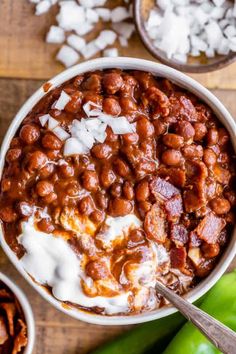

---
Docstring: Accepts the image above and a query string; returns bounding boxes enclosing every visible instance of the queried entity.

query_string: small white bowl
[0,57,236,326]
[0,272,35,353]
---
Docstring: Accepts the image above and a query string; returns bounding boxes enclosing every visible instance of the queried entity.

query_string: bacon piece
[170,247,187,269]
[0,315,8,345]
[170,224,188,246]
[150,177,180,201]
[189,231,202,248]
[164,194,183,222]
[12,319,28,354]
[1,302,16,336]
[183,186,205,213]
[158,167,186,188]
[195,212,226,244]
[144,203,167,243]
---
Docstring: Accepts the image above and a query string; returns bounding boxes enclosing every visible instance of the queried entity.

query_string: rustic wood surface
[0,79,235,354]
[1,0,236,88]
[0,1,236,352]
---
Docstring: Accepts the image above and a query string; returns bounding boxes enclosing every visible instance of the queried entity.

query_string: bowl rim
[133,0,236,73]
[0,57,236,326]
[0,272,35,353]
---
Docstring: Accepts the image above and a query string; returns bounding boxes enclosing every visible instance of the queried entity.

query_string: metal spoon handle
[156,281,236,354]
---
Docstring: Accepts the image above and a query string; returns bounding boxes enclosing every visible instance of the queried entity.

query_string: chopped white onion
[67,34,86,52]
[80,41,101,59]
[48,117,59,130]
[46,26,65,44]
[52,126,70,141]
[39,114,51,127]
[96,8,111,21]
[112,22,135,39]
[35,0,51,15]
[64,137,88,156]
[56,45,80,67]
[103,48,119,57]
[56,2,85,31]
[111,6,131,23]
[54,91,71,110]
[83,101,102,117]
[108,117,135,134]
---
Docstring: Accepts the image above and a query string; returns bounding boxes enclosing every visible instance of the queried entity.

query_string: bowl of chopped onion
[134,0,236,73]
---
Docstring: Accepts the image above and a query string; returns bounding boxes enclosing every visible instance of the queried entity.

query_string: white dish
[0,272,35,353]
[0,57,236,325]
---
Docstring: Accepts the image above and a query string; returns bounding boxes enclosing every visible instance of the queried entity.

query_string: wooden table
[0,1,235,353]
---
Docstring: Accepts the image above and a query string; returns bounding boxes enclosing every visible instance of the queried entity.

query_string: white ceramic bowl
[0,57,236,325]
[0,272,35,353]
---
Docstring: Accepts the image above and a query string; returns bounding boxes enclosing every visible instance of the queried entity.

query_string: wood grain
[1,0,236,89]
[0,78,235,353]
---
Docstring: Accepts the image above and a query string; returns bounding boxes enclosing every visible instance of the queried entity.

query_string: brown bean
[81,170,99,192]
[37,219,55,233]
[123,181,134,200]
[153,119,166,136]
[10,137,21,148]
[105,126,119,143]
[0,206,17,223]
[110,183,122,197]
[103,98,121,116]
[43,192,57,204]
[122,133,139,145]
[36,180,54,197]
[90,210,105,224]
[193,123,207,141]
[91,143,112,159]
[113,158,130,177]
[100,167,116,188]
[83,74,102,93]
[206,128,219,146]
[138,201,152,219]
[78,196,94,215]
[182,144,203,159]
[136,117,154,139]
[162,149,182,166]
[19,124,40,144]
[59,164,74,178]
[224,190,236,206]
[27,151,48,171]
[86,260,109,280]
[67,181,81,197]
[119,97,137,113]
[103,73,123,94]
[46,149,61,161]
[163,133,184,149]
[42,133,63,150]
[6,148,22,162]
[174,121,195,140]
[108,197,132,216]
[65,91,82,113]
[210,197,231,215]
[202,243,220,259]
[136,160,156,178]
[95,192,108,210]
[39,163,55,179]
[203,148,217,166]
[135,180,150,202]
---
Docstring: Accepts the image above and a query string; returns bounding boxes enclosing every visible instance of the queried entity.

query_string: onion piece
[83,101,102,117]
[64,137,87,156]
[39,114,51,127]
[103,48,119,57]
[48,117,59,130]
[109,117,135,134]
[67,34,86,52]
[56,45,80,67]
[52,126,70,141]
[54,91,71,110]
[46,26,65,44]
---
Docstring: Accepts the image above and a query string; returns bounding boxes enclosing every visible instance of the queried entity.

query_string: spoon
[156,281,236,354]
